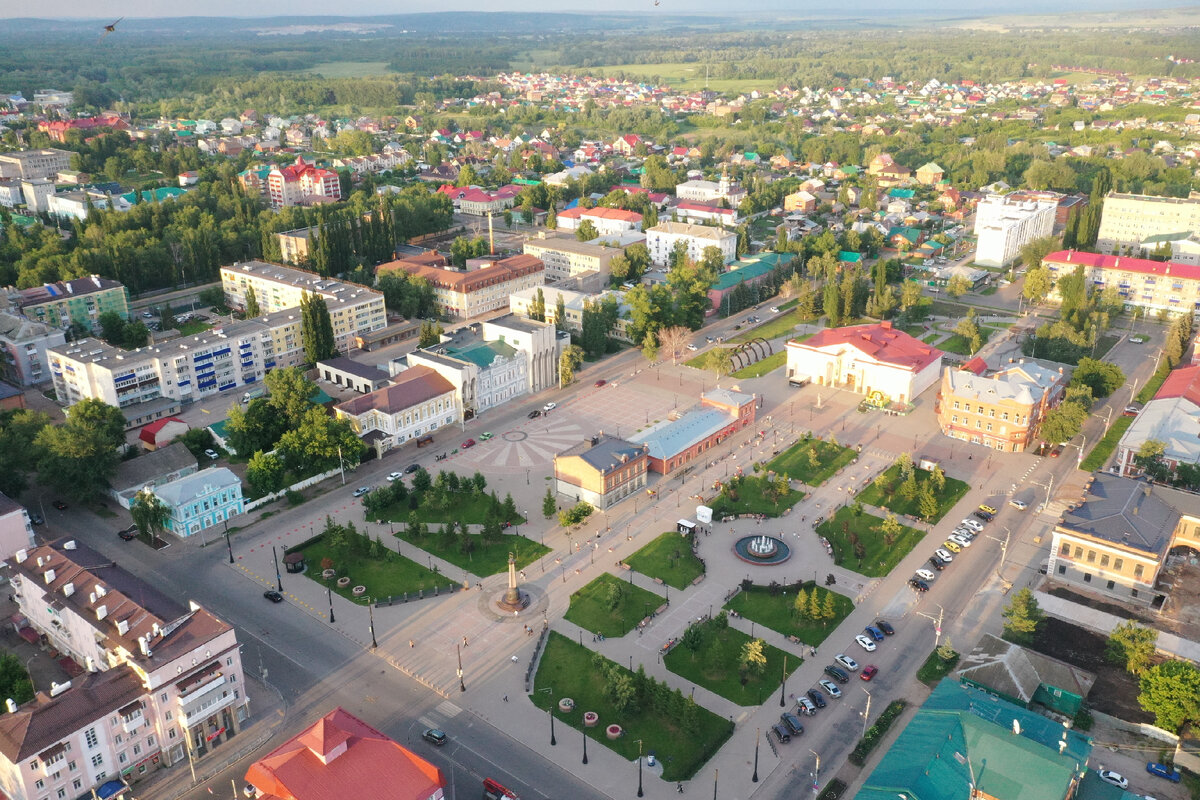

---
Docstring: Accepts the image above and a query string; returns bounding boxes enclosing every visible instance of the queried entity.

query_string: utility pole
[810,750,820,794]
[861,688,872,738]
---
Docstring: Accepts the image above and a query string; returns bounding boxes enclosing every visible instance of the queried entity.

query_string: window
[1083,573,1092,583]
[133,744,141,756]
[1114,558,1124,571]
[1058,564,1066,575]
[160,693,168,703]
[72,780,81,791]
[114,734,122,745]
[90,754,103,768]
[57,790,65,799]
[953,401,960,410]
[1134,564,1144,579]
[35,780,44,791]
[165,711,172,721]
[1086,550,1096,563]
[1131,589,1139,598]
[68,761,75,772]
[1100,554,1109,567]
[1060,543,1070,556]
[118,753,126,765]
[85,729,98,748]
[146,735,155,747]
[1074,546,1083,559]
[1107,580,1116,590]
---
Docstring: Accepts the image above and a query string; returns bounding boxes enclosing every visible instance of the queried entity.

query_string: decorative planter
[337,577,351,588]
[352,585,366,596]
[605,724,622,740]
[322,569,336,580]
[558,698,575,713]
[583,711,599,727]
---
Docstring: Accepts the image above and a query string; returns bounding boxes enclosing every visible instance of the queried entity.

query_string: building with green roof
[856,680,1092,800]
[707,252,795,312]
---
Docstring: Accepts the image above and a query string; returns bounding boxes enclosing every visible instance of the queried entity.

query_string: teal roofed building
[955,633,1095,717]
[120,186,187,205]
[707,252,796,313]
[856,680,1092,800]
[888,188,916,199]
[838,251,863,264]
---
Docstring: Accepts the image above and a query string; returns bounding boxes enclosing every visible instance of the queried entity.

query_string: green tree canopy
[1001,587,1045,644]
[1138,659,1200,733]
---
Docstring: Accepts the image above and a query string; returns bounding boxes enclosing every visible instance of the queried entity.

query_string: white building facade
[645,222,737,266]
[973,195,1056,268]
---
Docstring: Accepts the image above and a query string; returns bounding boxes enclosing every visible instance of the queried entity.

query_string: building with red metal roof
[1043,250,1200,315]
[786,321,943,405]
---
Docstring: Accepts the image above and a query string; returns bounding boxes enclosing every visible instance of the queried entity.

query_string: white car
[854,635,877,652]
[817,679,842,698]
[203,448,219,459]
[947,533,973,548]
[834,654,859,672]
[1097,771,1128,790]
[961,518,984,533]
[915,568,937,582]
[1009,499,1028,510]
[934,548,955,563]
[352,486,371,498]
[543,402,557,412]
[770,307,780,313]
[686,344,698,351]
[386,472,403,482]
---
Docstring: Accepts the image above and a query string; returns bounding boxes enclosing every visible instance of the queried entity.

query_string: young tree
[558,344,584,387]
[657,326,691,365]
[131,488,171,541]
[1138,659,1200,733]
[555,293,567,332]
[880,512,903,547]
[641,331,659,362]
[929,465,946,493]
[576,219,599,242]
[0,653,33,706]
[1001,587,1045,644]
[936,636,957,663]
[245,285,260,318]
[704,348,733,378]
[300,291,337,363]
[542,487,557,519]
[918,486,939,522]
[946,274,972,299]
[740,638,768,676]
[793,587,810,619]
[703,637,727,675]
[1105,620,1158,676]
[529,287,546,322]
[820,590,837,622]
[246,451,286,496]
[265,367,318,428]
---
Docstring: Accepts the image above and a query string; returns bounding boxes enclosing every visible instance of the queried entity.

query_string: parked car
[860,665,879,681]
[824,665,850,684]
[352,486,371,497]
[118,524,139,540]
[947,534,972,549]
[864,625,886,641]
[263,590,283,603]
[28,512,44,525]
[686,344,698,351]
[51,500,67,510]
[914,569,937,583]
[934,548,955,563]
[141,311,154,319]
[909,578,930,592]
[942,540,962,554]
[594,380,607,387]
[875,620,895,636]
[528,409,542,419]
[204,448,219,459]
[461,439,476,449]
[927,556,947,571]
[834,654,859,672]
[422,728,448,746]
[1050,444,1064,458]
[479,432,495,441]
[1098,770,1128,789]
[780,712,805,734]
[978,504,998,515]
[855,634,877,652]
[973,510,994,522]
[543,402,557,412]
[1123,406,1140,416]
[818,679,842,698]
[795,696,817,716]
[1129,335,1148,343]
[770,307,780,313]
[1009,499,1028,510]
[961,518,984,532]
[404,463,421,474]
[387,472,404,482]
[1145,763,1181,782]
[771,723,791,744]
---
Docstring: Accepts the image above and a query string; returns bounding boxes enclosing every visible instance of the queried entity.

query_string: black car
[780,712,805,735]
[824,665,850,683]
[28,512,44,525]
[806,689,827,709]
[909,578,930,592]
[875,619,895,636]
[404,463,421,474]
[263,590,284,603]
[51,500,67,510]
[771,723,791,744]
[928,556,946,571]
[422,728,447,746]
[118,525,139,541]
[528,409,542,419]
[973,510,994,522]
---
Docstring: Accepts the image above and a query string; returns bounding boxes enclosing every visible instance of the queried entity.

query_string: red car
[860,665,878,681]
[594,379,606,387]
[461,439,476,449]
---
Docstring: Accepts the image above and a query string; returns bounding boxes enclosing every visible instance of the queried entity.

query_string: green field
[731,350,787,379]
[663,616,798,705]
[626,532,705,590]
[564,573,665,638]
[395,530,549,577]
[816,506,926,578]
[176,320,213,337]
[303,61,394,77]
[532,633,732,781]
[723,583,854,646]
[768,437,858,487]
[937,330,991,356]
[708,474,805,518]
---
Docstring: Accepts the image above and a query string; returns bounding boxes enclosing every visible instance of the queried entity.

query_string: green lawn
[922,332,941,345]
[177,320,213,336]
[723,583,854,646]
[626,532,705,590]
[684,352,707,369]
[768,436,858,487]
[1136,369,1168,403]
[816,506,926,577]
[902,324,929,337]
[938,330,991,356]
[664,615,798,705]
[855,464,970,524]
[532,633,733,781]
[729,309,814,343]
[300,539,448,602]
[395,529,549,577]
[564,573,666,637]
[369,492,525,526]
[1080,416,1135,472]
[731,350,787,379]
[707,474,805,518]
[916,649,960,685]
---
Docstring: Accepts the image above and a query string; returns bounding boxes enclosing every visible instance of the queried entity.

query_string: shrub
[848,700,906,766]
[285,489,305,506]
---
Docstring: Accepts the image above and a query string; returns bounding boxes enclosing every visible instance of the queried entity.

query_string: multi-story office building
[973,194,1056,267]
[0,311,65,386]
[19,178,54,213]
[0,148,72,180]
[379,254,545,320]
[1,538,250,798]
[522,234,618,290]
[10,275,130,332]
[1043,249,1200,315]
[1096,192,1200,252]
[645,221,737,266]
[936,359,1070,453]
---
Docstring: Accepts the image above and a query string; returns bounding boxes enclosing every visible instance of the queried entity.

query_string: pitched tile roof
[334,365,454,417]
[794,322,942,372]
[1154,364,1200,405]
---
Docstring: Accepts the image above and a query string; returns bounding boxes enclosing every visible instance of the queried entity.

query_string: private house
[554,434,649,510]
[243,707,444,800]
[915,161,945,185]
[0,311,65,386]
[956,633,1095,717]
[936,359,1070,453]
[786,322,942,405]
[108,442,198,509]
[1048,473,1200,607]
[1115,365,1200,477]
[865,153,911,187]
[151,467,244,538]
[1042,250,1200,316]
[333,365,459,452]
[639,389,757,474]
[783,190,816,213]
[0,492,34,563]
[611,134,643,156]
[3,538,250,795]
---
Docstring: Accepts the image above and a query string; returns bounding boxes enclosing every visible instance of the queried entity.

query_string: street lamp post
[862,688,872,738]
[223,520,234,564]
[272,546,283,592]
[368,602,377,649]
[582,726,588,765]
[752,729,760,783]
[779,654,788,707]
[637,739,644,797]
[457,644,466,692]
[327,586,335,623]
[810,750,821,794]
[539,687,556,745]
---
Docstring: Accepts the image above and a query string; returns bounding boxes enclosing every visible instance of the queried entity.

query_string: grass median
[626,531,705,590]
[1080,416,1134,472]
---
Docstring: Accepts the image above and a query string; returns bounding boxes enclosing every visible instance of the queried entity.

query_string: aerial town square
[1,5,1200,800]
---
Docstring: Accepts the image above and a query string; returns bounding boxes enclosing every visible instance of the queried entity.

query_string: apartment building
[1042,249,1200,315]
[333,365,459,452]
[645,221,737,266]
[1,538,250,798]
[522,234,618,289]
[973,194,1056,268]
[0,492,35,563]
[1096,192,1200,252]
[936,359,1070,453]
[0,178,23,208]
[379,254,545,320]
[509,285,635,342]
[1048,474,1200,607]
[11,275,130,332]
[266,157,341,208]
[275,228,317,265]
[554,434,649,510]
[219,261,387,350]
[0,311,66,386]
[0,149,72,180]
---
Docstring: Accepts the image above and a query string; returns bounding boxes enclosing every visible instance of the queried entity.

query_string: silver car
[934,548,955,563]
[915,568,937,582]
[818,679,842,698]
[834,653,859,672]
[947,533,973,548]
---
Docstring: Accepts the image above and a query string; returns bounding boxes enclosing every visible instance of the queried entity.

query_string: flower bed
[583,711,599,727]
[336,576,351,588]
[322,568,336,580]
[352,585,366,596]
[606,724,622,740]
[559,698,575,712]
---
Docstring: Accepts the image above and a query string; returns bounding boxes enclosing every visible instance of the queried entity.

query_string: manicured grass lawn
[626,532,705,590]
[1136,369,1168,403]
[708,474,805,518]
[177,320,213,336]
[532,633,733,781]
[664,616,798,705]
[729,309,814,343]
[300,539,448,602]
[370,492,525,526]
[684,352,707,369]
[1080,415,1134,472]
[731,350,787,379]
[564,573,666,637]
[723,583,854,646]
[855,465,970,523]
[395,530,549,577]
[922,332,941,345]
[816,506,925,577]
[902,324,929,337]
[768,436,858,487]
[916,649,960,685]
[778,298,798,311]
[937,330,990,356]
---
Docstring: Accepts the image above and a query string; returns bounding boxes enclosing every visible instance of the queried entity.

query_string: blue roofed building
[856,680,1093,800]
[639,388,757,474]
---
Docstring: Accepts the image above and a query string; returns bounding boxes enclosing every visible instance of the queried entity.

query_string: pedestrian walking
[409,639,414,648]
[503,695,509,702]
[463,636,469,647]
[677,782,684,793]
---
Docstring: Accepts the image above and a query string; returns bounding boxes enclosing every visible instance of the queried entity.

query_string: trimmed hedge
[848,700,907,766]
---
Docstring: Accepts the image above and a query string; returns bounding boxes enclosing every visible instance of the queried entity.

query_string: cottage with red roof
[1042,250,1200,316]
[612,134,644,155]
[786,321,943,405]
[244,707,444,800]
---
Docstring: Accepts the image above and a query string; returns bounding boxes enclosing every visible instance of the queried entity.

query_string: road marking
[437,700,463,717]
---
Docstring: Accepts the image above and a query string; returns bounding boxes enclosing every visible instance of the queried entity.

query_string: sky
[0,0,1184,18]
